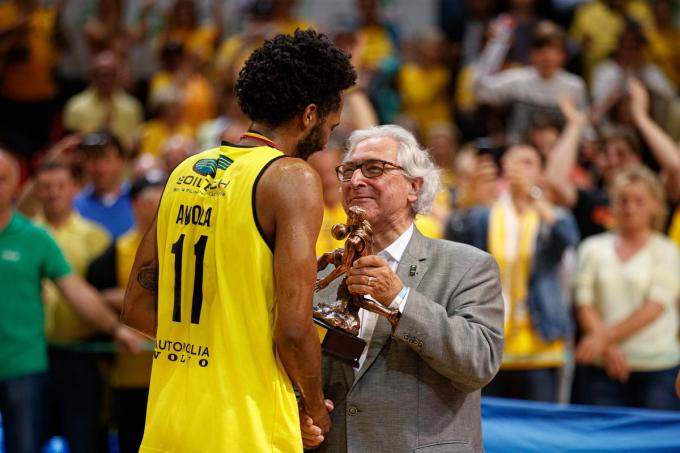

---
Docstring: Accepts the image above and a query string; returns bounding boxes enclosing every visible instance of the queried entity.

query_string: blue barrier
[2,398,680,452]
[482,397,680,452]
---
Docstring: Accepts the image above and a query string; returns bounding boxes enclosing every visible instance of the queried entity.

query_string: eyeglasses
[335,159,404,182]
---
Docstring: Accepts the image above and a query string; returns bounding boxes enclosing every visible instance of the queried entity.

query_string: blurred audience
[413,123,458,238]
[74,131,134,239]
[33,160,112,453]
[590,20,675,128]
[196,85,249,150]
[83,0,148,91]
[214,3,277,90]
[0,150,140,453]
[270,0,315,36]
[455,0,497,66]
[160,134,197,175]
[397,29,453,138]
[159,0,222,65]
[308,145,346,256]
[574,166,680,410]
[645,0,680,90]
[150,41,216,131]
[504,0,541,66]
[62,50,143,151]
[0,0,65,162]
[87,176,164,453]
[332,27,380,135]
[448,143,579,402]
[137,87,193,157]
[548,79,680,239]
[474,19,589,144]
[354,0,398,74]
[569,0,653,83]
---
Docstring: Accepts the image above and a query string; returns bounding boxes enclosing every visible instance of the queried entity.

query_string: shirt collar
[379,223,414,264]
[84,182,130,205]
[0,211,18,235]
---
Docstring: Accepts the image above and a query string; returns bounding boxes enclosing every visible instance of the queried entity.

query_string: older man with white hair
[303,125,504,453]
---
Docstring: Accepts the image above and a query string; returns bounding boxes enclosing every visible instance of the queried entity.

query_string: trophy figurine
[313,206,400,367]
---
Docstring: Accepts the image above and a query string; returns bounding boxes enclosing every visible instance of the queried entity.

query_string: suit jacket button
[347,405,358,416]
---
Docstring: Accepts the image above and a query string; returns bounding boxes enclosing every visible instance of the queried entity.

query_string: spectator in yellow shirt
[270,0,315,36]
[33,160,112,453]
[569,0,653,83]
[397,30,453,138]
[136,87,193,157]
[150,41,216,131]
[355,0,398,72]
[0,0,66,158]
[645,0,680,89]
[63,51,144,152]
[160,0,222,65]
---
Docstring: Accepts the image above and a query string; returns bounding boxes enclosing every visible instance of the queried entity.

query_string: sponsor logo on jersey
[192,155,233,177]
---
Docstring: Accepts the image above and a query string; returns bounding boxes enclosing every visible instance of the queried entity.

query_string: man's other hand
[300,399,334,449]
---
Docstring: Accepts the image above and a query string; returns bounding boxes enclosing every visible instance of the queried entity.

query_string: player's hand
[114,324,145,354]
[300,399,333,449]
[347,255,403,306]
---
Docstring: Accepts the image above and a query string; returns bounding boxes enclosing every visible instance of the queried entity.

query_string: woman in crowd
[574,165,680,410]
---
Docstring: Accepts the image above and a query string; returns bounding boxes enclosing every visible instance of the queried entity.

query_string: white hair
[345,125,441,215]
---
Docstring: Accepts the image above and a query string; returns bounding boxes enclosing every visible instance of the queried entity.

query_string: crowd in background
[1,0,680,451]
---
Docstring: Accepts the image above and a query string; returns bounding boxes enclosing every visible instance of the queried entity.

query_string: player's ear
[300,104,318,131]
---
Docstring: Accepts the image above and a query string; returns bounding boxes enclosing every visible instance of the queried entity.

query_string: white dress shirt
[356,223,414,370]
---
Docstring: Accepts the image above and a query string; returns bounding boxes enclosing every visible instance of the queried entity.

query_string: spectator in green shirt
[0,150,141,453]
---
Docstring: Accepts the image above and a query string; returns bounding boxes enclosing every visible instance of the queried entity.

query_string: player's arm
[122,213,159,339]
[258,158,330,433]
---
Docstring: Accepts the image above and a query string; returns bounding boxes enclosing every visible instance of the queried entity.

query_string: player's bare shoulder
[259,157,322,205]
[255,157,323,242]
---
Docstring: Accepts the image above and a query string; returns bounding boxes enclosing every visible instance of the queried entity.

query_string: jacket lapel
[350,228,430,389]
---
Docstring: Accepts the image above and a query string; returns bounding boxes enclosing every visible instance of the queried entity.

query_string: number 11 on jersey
[170,234,208,324]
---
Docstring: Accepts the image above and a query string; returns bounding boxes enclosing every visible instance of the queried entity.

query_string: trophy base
[313,318,366,368]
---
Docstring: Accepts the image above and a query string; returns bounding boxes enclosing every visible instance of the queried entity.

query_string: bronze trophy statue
[313,206,400,367]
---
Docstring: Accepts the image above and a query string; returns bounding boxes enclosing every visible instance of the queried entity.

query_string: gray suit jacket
[314,229,504,453]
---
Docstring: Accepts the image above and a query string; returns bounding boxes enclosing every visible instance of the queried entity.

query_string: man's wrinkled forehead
[344,136,399,164]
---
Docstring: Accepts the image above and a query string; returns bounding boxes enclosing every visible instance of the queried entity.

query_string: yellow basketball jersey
[140,144,303,453]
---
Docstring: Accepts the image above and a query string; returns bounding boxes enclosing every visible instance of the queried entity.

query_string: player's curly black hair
[236,29,357,126]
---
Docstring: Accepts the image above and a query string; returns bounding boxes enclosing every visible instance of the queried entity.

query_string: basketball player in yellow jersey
[123,30,356,452]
